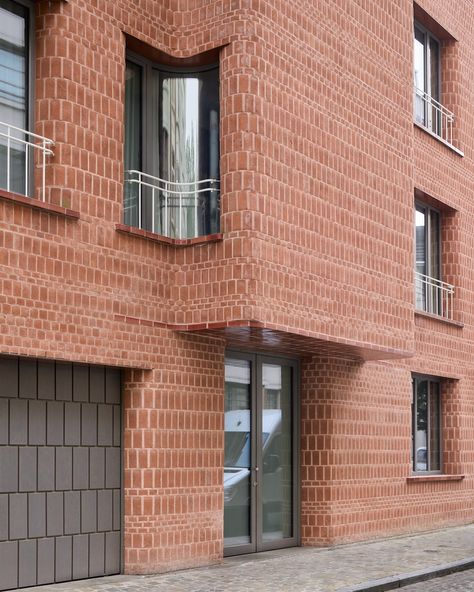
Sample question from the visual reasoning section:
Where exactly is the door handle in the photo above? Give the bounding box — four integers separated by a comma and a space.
253, 466, 259, 486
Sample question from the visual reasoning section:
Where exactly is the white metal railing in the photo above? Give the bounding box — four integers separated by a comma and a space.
415, 271, 454, 320
0, 121, 54, 201
413, 87, 455, 147
124, 169, 220, 239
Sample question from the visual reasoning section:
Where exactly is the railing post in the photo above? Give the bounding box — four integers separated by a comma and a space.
138, 171, 142, 229
42, 139, 46, 202
6, 127, 10, 193
25, 137, 29, 198
152, 185, 155, 234
164, 181, 168, 237
179, 183, 182, 239
194, 181, 200, 236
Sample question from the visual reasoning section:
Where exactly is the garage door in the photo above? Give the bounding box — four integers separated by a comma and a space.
0, 356, 122, 590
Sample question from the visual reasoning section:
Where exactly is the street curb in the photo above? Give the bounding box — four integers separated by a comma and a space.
336, 557, 474, 592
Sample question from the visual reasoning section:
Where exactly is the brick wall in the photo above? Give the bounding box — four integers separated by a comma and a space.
122, 333, 225, 573
0, 0, 474, 575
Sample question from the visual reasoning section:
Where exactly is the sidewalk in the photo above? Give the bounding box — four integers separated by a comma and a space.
25, 523, 474, 592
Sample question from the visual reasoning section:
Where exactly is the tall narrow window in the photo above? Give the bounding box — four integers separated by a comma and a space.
415, 202, 442, 315
412, 376, 441, 473
0, 0, 30, 195
124, 56, 220, 239
414, 23, 440, 132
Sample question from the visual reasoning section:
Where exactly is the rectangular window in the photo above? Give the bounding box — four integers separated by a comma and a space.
412, 376, 441, 473
415, 202, 440, 314
414, 22, 441, 133
0, 0, 31, 195
124, 55, 220, 239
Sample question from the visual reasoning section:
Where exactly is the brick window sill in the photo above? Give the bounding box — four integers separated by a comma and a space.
115, 223, 223, 246
414, 310, 464, 328
407, 474, 465, 483
414, 122, 464, 157
0, 189, 80, 219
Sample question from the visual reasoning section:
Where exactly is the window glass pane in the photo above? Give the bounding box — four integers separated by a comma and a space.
124, 61, 142, 227
429, 36, 440, 101
414, 27, 426, 125
429, 36, 440, 134
429, 382, 440, 471
429, 208, 440, 314
414, 28, 425, 91
415, 206, 426, 311
157, 68, 219, 238
415, 379, 428, 471
0, 0, 28, 195
224, 358, 251, 546
262, 364, 293, 542
428, 209, 440, 279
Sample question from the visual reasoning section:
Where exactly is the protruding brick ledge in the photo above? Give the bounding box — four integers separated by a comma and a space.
407, 474, 465, 483
113, 316, 414, 361
415, 310, 464, 328
115, 223, 223, 246
0, 189, 80, 219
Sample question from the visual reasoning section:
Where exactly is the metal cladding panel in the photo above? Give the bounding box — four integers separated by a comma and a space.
64, 491, 81, 535
0, 495, 8, 541
9, 494, 27, 540
0, 400, 9, 444
28, 400, 46, 446
9, 400, 27, 445
18, 358, 37, 399
19, 448, 37, 492
37, 538, 55, 585
18, 540, 37, 588
0, 357, 122, 590
73, 534, 89, 580
0, 447, 18, 493
0, 356, 18, 398
0, 541, 18, 591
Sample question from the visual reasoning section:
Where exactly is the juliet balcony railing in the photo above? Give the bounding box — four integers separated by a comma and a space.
415, 271, 454, 321
0, 121, 54, 201
124, 169, 220, 240
413, 87, 455, 148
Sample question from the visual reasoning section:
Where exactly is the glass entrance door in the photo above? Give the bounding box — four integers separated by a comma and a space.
224, 354, 298, 555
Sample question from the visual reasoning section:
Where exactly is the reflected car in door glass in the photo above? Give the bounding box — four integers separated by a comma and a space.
224, 409, 280, 537
416, 446, 427, 471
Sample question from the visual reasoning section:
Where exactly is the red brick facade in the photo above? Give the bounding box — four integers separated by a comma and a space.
1, 0, 474, 578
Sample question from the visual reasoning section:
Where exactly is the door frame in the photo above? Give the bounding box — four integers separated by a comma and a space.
223, 351, 300, 556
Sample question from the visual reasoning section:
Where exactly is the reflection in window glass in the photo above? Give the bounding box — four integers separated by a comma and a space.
124, 60, 219, 238
413, 376, 441, 472
262, 364, 292, 542
413, 23, 441, 133
414, 203, 441, 315
224, 358, 251, 546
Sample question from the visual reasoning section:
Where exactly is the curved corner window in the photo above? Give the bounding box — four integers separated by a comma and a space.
124, 56, 220, 239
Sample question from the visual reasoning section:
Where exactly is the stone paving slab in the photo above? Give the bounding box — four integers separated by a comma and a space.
22, 524, 474, 592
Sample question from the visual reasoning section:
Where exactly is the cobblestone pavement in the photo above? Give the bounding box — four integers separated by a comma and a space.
401, 569, 474, 591
23, 524, 474, 592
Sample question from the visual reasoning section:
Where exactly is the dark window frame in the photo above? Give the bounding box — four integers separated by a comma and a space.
414, 200, 443, 315
124, 50, 220, 237
0, 0, 35, 198
414, 21, 442, 132
412, 374, 442, 474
